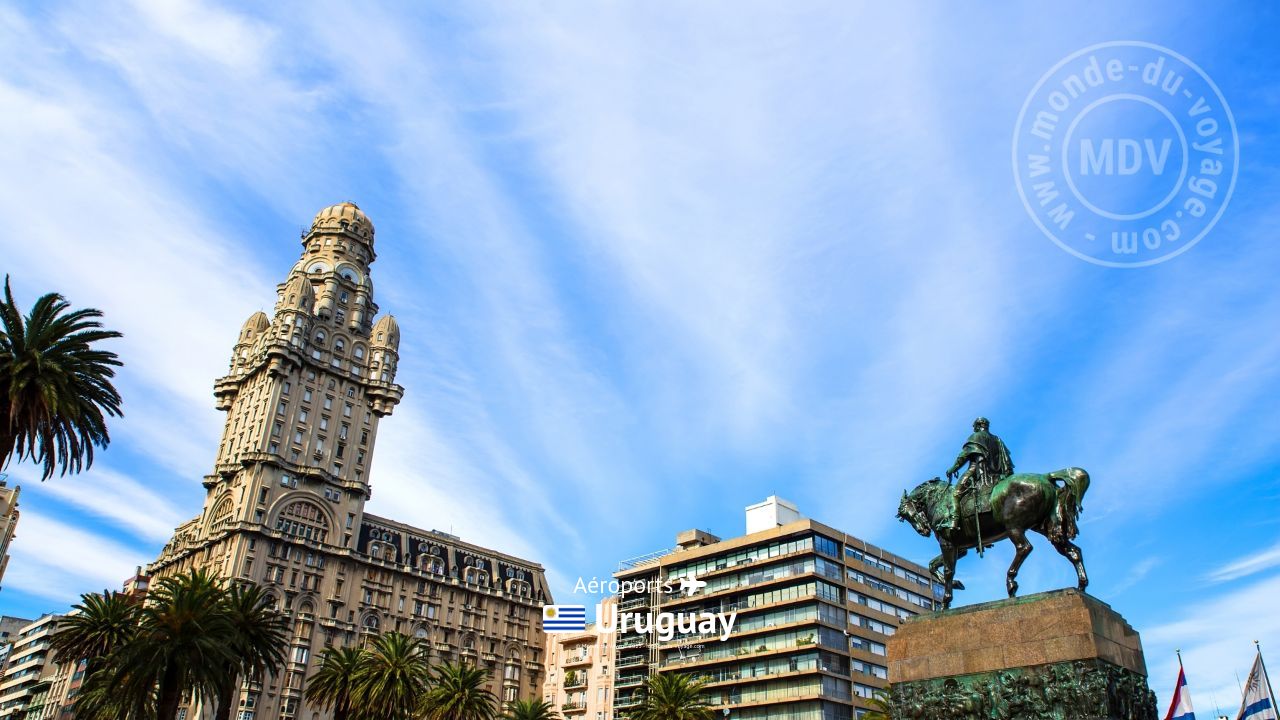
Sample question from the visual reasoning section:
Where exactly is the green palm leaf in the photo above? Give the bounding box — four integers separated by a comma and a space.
501, 698, 559, 720
212, 582, 291, 720
0, 276, 123, 480
353, 632, 432, 720
419, 661, 498, 720
307, 646, 368, 720
633, 673, 713, 720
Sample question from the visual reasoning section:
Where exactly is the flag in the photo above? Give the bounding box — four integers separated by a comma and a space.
1238, 652, 1277, 720
542, 605, 587, 632
1165, 667, 1196, 720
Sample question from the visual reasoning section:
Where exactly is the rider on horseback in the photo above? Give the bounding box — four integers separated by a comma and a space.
939, 417, 1014, 531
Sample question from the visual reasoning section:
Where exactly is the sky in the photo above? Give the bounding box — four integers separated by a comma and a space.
1, 0, 1278, 714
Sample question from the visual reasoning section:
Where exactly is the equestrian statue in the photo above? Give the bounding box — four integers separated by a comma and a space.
897, 418, 1090, 609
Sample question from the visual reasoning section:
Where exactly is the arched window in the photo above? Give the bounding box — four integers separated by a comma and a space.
420, 556, 445, 575
275, 501, 329, 543
208, 498, 234, 533
314, 331, 326, 346
353, 345, 365, 360
334, 339, 345, 354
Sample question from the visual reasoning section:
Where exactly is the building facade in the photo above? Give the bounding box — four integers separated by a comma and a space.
149, 203, 551, 720
0, 614, 62, 720
613, 497, 942, 720
543, 596, 617, 720
0, 481, 19, 591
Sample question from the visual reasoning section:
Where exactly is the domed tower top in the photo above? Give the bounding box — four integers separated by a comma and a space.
278, 274, 316, 312
239, 311, 270, 342
307, 201, 374, 246
371, 314, 400, 350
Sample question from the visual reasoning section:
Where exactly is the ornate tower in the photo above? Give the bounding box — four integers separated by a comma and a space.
152, 204, 550, 720
153, 201, 403, 573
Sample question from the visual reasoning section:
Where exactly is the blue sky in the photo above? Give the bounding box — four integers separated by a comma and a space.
1, 1, 1278, 713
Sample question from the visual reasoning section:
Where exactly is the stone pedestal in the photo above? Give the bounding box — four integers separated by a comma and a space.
886, 589, 1157, 720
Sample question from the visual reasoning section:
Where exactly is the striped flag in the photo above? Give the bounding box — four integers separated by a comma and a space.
542, 605, 587, 632
1165, 667, 1196, 720
1237, 651, 1277, 720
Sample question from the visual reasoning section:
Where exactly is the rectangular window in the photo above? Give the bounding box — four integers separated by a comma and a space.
294, 430, 304, 444
282, 382, 291, 395
324, 396, 334, 410
272, 422, 282, 437
320, 417, 329, 431
303, 389, 313, 402
344, 403, 352, 418
277, 402, 286, 416
299, 409, 309, 423
340, 424, 349, 440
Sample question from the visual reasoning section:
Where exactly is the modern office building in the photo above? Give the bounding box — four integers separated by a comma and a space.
0, 481, 19, 591
613, 496, 942, 720
543, 596, 618, 720
0, 614, 63, 720
148, 203, 552, 720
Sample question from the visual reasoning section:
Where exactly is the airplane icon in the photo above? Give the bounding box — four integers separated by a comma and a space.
677, 573, 707, 596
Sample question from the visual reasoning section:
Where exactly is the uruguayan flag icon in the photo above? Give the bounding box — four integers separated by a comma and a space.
543, 605, 587, 632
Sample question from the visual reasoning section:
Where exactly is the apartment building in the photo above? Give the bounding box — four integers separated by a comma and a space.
0, 615, 62, 720
543, 596, 618, 720
613, 497, 941, 720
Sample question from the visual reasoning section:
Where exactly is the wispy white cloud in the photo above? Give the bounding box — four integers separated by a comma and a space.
10, 467, 186, 543
1207, 540, 1280, 584
4, 512, 149, 603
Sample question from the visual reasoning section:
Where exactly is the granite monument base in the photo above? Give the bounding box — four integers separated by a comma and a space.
886, 589, 1158, 720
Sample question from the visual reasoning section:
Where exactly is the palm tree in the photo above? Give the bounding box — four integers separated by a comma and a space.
75, 661, 158, 720
0, 276, 123, 480
49, 590, 139, 672
106, 570, 237, 720
353, 632, 432, 720
632, 673, 713, 720
306, 646, 367, 720
212, 583, 290, 720
502, 698, 559, 720
861, 688, 893, 720
419, 661, 498, 720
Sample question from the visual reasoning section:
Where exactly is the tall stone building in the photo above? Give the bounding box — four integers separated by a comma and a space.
0, 480, 19, 591
150, 203, 551, 720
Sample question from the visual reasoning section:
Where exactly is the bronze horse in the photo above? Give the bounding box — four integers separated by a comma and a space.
897, 468, 1090, 608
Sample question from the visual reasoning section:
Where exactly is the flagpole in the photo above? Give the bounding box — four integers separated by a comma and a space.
1257, 641, 1276, 709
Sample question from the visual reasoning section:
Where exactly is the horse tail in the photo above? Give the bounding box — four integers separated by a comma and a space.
1048, 467, 1089, 543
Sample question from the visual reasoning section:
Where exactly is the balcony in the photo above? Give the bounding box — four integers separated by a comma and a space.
562, 654, 593, 668
619, 597, 649, 611
616, 636, 646, 649
616, 656, 646, 668
563, 677, 587, 690
561, 702, 587, 715
615, 674, 646, 688
614, 695, 643, 709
